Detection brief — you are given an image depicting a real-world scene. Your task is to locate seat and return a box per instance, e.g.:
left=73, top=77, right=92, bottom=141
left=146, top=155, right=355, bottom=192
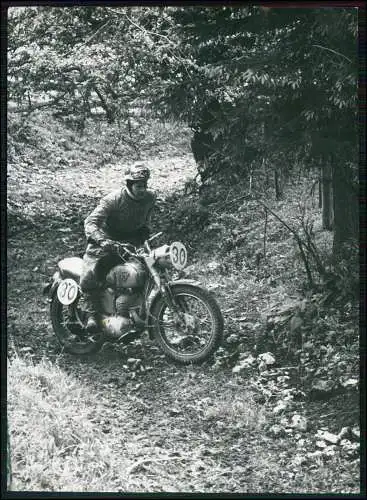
left=58, top=257, right=84, bottom=281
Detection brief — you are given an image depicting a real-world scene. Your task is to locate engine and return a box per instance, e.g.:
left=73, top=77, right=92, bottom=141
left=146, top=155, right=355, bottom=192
left=115, top=290, right=143, bottom=317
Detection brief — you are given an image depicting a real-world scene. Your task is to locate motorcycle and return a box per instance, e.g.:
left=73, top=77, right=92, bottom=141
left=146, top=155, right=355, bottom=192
left=43, top=232, right=224, bottom=364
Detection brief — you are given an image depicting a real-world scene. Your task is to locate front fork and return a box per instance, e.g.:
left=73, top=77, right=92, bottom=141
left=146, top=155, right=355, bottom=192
left=144, top=259, right=183, bottom=316
left=145, top=275, right=185, bottom=338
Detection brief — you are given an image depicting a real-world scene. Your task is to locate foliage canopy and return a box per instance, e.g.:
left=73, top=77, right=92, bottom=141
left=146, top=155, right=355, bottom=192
left=7, top=6, right=359, bottom=249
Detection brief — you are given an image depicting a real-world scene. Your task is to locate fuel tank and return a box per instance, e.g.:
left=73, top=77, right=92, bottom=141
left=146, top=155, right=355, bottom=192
left=105, top=259, right=146, bottom=289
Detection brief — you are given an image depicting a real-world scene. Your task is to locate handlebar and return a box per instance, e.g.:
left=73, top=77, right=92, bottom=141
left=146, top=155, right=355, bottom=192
left=115, top=232, right=163, bottom=258
left=148, top=232, right=163, bottom=243
left=115, top=242, right=137, bottom=258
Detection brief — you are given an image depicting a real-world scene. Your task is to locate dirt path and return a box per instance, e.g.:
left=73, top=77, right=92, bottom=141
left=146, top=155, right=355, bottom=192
left=7, top=153, right=197, bottom=223
left=8, top=160, right=271, bottom=492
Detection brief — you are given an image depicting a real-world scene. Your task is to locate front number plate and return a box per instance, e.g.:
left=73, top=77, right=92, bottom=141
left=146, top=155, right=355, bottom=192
left=170, top=241, right=187, bottom=270
left=57, top=278, right=79, bottom=305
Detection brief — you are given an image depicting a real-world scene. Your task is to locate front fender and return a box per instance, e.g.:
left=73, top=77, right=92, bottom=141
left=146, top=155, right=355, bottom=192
left=148, top=278, right=202, bottom=310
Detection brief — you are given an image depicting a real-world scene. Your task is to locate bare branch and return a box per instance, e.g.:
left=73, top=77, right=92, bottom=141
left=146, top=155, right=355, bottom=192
left=312, top=44, right=353, bottom=63
left=106, top=8, right=192, bottom=78
left=81, top=18, right=113, bottom=48
left=263, top=207, right=268, bottom=260
left=8, top=97, right=65, bottom=113
left=61, top=18, right=113, bottom=60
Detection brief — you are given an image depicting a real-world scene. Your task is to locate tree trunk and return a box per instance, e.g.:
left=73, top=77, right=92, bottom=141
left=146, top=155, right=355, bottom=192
left=274, top=168, right=283, bottom=200
left=321, top=161, right=334, bottom=230
left=93, top=85, right=115, bottom=124
left=331, top=156, right=358, bottom=257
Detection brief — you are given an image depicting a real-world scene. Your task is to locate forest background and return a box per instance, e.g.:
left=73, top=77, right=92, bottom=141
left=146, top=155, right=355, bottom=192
left=5, top=5, right=363, bottom=494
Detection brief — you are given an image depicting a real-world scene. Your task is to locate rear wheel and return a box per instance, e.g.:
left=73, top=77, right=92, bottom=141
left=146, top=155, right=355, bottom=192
left=150, top=284, right=223, bottom=364
left=50, top=291, right=104, bottom=355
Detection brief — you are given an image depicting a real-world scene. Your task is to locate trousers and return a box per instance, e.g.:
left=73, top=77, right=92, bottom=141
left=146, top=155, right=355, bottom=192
left=79, top=248, right=121, bottom=314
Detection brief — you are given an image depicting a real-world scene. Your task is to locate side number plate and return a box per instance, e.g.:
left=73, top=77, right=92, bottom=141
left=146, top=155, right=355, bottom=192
left=170, top=241, right=187, bottom=270
left=57, top=278, right=79, bottom=305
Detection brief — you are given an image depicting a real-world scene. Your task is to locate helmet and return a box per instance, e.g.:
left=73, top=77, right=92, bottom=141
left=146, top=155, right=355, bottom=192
left=125, top=162, right=150, bottom=183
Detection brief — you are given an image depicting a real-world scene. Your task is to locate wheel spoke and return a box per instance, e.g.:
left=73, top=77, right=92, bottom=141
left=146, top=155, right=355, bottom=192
left=157, top=292, right=215, bottom=356
left=53, top=296, right=103, bottom=354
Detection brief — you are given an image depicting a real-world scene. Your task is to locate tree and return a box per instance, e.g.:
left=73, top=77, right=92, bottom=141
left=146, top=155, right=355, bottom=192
left=7, top=6, right=359, bottom=254
left=152, top=6, right=358, bottom=253
left=7, top=6, right=177, bottom=128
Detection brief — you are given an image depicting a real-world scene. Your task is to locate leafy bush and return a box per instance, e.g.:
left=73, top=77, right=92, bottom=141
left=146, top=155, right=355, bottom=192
left=153, top=193, right=210, bottom=248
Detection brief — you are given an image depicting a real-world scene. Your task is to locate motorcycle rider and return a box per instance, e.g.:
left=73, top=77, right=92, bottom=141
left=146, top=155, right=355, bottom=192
left=80, top=162, right=156, bottom=332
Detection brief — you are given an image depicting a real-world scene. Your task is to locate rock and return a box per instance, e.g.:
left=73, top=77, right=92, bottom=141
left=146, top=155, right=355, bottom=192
left=340, top=440, right=359, bottom=459
left=322, top=445, right=337, bottom=457
left=273, top=400, right=289, bottom=415
left=297, top=438, right=306, bottom=448
left=232, top=354, right=256, bottom=373
left=309, top=379, right=336, bottom=400
left=292, top=454, right=308, bottom=466
left=277, top=375, right=291, bottom=384
left=127, top=358, right=140, bottom=365
left=169, top=408, right=182, bottom=416
left=316, top=430, right=340, bottom=444
left=351, top=427, right=360, bottom=440
left=322, top=432, right=340, bottom=445
left=338, top=426, right=351, bottom=440
left=282, top=388, right=302, bottom=401
left=258, top=360, right=268, bottom=373
left=311, top=379, right=335, bottom=392
left=316, top=440, right=327, bottom=449
left=340, top=438, right=352, bottom=447
left=307, top=450, right=323, bottom=459
left=257, top=352, right=276, bottom=366
left=339, top=377, right=358, bottom=388
left=239, top=353, right=256, bottom=365
left=290, top=314, right=303, bottom=333
left=207, top=261, right=220, bottom=271
left=226, top=334, right=239, bottom=344
left=267, top=424, right=287, bottom=438
left=20, top=347, right=33, bottom=353
left=290, top=414, right=308, bottom=432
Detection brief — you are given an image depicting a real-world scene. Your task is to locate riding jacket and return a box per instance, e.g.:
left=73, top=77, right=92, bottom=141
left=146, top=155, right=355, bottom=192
left=84, top=187, right=156, bottom=253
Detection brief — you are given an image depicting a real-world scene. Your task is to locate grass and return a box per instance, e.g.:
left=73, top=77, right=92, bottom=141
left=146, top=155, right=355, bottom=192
left=7, top=355, right=116, bottom=492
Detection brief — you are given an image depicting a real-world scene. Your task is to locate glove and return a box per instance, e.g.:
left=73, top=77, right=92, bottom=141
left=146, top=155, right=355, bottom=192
left=118, top=242, right=137, bottom=258
left=100, top=239, right=118, bottom=253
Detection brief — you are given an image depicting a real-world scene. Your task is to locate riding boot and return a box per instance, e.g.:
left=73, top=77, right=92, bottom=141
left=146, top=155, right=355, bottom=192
left=83, top=291, right=101, bottom=333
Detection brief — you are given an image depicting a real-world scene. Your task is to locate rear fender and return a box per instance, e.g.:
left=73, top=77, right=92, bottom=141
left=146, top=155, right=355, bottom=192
left=147, top=279, right=202, bottom=337
left=43, top=271, right=62, bottom=299
left=58, top=257, right=84, bottom=281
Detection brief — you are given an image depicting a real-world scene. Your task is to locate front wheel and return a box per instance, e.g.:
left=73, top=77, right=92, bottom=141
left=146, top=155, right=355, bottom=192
left=150, top=284, right=224, bottom=364
left=50, top=292, right=104, bottom=355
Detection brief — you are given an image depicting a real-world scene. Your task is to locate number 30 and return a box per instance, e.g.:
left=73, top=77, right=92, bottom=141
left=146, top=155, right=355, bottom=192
left=57, top=278, right=79, bottom=305
left=170, top=242, right=187, bottom=270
